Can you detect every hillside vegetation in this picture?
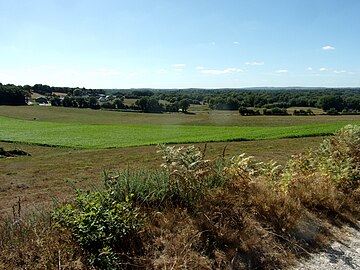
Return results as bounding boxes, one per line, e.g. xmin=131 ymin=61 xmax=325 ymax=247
xmin=1 ymin=125 xmax=359 ymax=269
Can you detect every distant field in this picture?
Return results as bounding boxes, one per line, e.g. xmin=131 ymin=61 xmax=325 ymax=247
xmin=1 ymin=105 xmax=360 ymax=127
xmin=0 ymin=115 xmax=358 ymax=148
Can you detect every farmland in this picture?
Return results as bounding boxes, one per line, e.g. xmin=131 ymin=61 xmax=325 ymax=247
xmin=1 ymin=116 xmax=359 ymax=148
xmin=1 ymin=105 xmax=359 ymax=213
xmin=1 ymin=105 xmax=359 ymax=269
xmin=0 ymin=106 xmax=359 ymax=148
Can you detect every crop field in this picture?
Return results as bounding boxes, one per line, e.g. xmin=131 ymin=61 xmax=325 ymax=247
xmin=1 ymin=115 xmax=358 ymax=148
xmin=0 ymin=106 xmax=359 ymax=149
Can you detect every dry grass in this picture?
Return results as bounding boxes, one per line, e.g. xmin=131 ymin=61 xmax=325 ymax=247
xmin=0 ymin=206 xmax=85 ymax=269
xmin=1 ymin=105 xmax=360 ymax=126
xmin=0 ymin=137 xmax=323 ymax=215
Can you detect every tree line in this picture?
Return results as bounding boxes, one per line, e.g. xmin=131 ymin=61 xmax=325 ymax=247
xmin=1 ymin=83 xmax=359 ymax=114
xmin=0 ymin=83 xmax=30 ymax=105
xmin=111 ymin=88 xmax=360 ymax=114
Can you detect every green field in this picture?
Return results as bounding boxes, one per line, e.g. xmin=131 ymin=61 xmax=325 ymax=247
xmin=1 ymin=115 xmax=359 ymax=148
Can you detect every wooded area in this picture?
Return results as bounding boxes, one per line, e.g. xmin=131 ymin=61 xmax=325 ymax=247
xmin=1 ymin=83 xmax=359 ymax=114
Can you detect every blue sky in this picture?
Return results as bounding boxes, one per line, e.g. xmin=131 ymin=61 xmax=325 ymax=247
xmin=1 ymin=0 xmax=360 ymax=88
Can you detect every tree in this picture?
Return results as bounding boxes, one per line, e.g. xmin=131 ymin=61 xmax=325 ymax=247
xmin=113 ymin=98 xmax=125 ymax=109
xmin=135 ymin=97 xmax=163 ymax=113
xmin=318 ymin=95 xmax=344 ymax=112
xmin=50 ymin=96 xmax=62 ymax=106
xmin=179 ymin=99 xmax=191 ymax=112
xmin=89 ymin=96 xmax=100 ymax=109
xmin=0 ymin=84 xmax=29 ymax=105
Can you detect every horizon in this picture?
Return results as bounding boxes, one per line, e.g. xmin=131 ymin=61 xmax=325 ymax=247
xmin=1 ymin=0 xmax=360 ymax=89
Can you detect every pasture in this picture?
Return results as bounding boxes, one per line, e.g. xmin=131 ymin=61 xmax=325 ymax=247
xmin=1 ymin=115 xmax=358 ymax=148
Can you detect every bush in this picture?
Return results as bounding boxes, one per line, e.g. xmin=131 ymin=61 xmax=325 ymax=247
xmin=158 ymin=145 xmax=218 ymax=207
xmin=53 ymin=186 xmax=142 ymax=269
xmin=263 ymin=107 xmax=289 ymax=115
xmin=326 ymin=108 xmax=339 ymax=115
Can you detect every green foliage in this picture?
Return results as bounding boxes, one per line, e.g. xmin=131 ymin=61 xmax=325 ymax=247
xmin=283 ymin=125 xmax=360 ymax=190
xmin=53 ymin=187 xmax=142 ymax=269
xmin=239 ymin=107 xmax=261 ymax=116
xmin=135 ymin=96 xmax=163 ymax=113
xmin=158 ymin=145 xmax=213 ymax=206
xmin=263 ymin=107 xmax=289 ymax=115
xmin=293 ymin=109 xmax=314 ymax=116
xmin=326 ymin=108 xmax=339 ymax=115
xmin=318 ymin=95 xmax=344 ymax=112
xmin=179 ymin=98 xmax=191 ymax=112
xmin=101 ymin=145 xmax=224 ymax=209
xmin=317 ymin=124 xmax=360 ymax=188
xmin=103 ymin=169 xmax=170 ymax=207
xmin=224 ymin=125 xmax=360 ymax=191
xmin=0 ymin=84 xmax=29 ymax=105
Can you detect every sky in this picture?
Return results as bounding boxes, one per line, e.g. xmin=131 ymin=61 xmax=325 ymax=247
xmin=1 ymin=0 xmax=360 ymax=89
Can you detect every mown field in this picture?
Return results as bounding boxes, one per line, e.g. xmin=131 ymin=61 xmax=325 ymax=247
xmin=1 ymin=115 xmax=358 ymax=148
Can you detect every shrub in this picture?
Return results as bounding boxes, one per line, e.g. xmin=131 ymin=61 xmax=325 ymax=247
xmin=326 ymin=108 xmax=339 ymax=115
xmin=317 ymin=124 xmax=360 ymax=188
xmin=53 ymin=187 xmax=142 ymax=269
xmin=263 ymin=107 xmax=289 ymax=115
xmin=158 ymin=145 xmax=214 ymax=207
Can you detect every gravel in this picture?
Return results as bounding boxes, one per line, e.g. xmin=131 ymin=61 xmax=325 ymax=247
xmin=293 ymin=222 xmax=360 ymax=270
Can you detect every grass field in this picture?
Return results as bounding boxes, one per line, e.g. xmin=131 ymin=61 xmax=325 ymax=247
xmin=0 ymin=137 xmax=324 ymax=214
xmin=1 ymin=105 xmax=359 ymax=214
xmin=1 ymin=115 xmax=358 ymax=148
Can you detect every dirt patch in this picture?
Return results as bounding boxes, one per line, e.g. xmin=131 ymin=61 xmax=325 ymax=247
xmin=0 ymin=147 xmax=31 ymax=158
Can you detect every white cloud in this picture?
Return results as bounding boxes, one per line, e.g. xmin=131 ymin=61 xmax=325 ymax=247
xmin=173 ymin=64 xmax=186 ymax=72
xmin=319 ymin=67 xmax=328 ymax=71
xmin=233 ymin=41 xmax=240 ymax=45
xmin=322 ymin=45 xmax=335 ymax=50
xmin=307 ymin=67 xmax=313 ymax=71
xmin=200 ymin=67 xmax=243 ymax=75
xmin=173 ymin=64 xmax=186 ymax=68
xmin=334 ymin=70 xmax=346 ymax=74
xmin=245 ymin=61 xmax=264 ymax=66
xmin=276 ymin=69 xmax=288 ymax=73
xmin=196 ymin=66 xmax=204 ymax=70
